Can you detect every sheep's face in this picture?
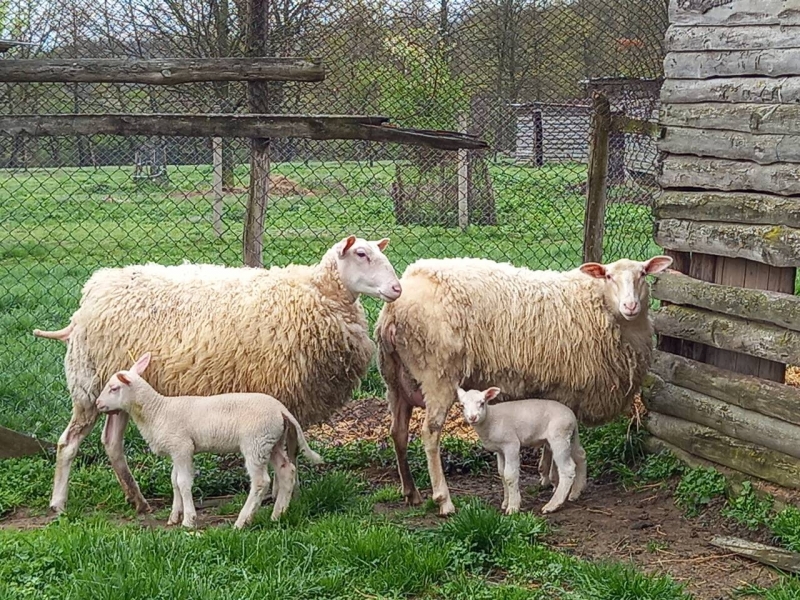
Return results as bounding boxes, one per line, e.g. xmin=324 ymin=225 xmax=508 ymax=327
xmin=335 ymin=235 xmax=402 ymax=302
xmin=96 ymin=352 xmax=152 ymax=415
xmin=579 ymin=255 xmax=673 ymax=321
xmin=457 ymin=387 xmax=501 ymax=426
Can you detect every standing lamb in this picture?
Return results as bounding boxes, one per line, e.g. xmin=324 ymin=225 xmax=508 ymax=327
xmin=35 ymin=235 xmax=402 ymax=515
xmin=95 ymin=352 xmax=322 ymax=528
xmin=375 ymin=254 xmax=672 ymax=515
xmin=457 ymin=386 xmax=586 ymax=515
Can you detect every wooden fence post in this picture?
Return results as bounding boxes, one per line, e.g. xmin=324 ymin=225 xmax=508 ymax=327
xmin=457 ymin=111 xmax=469 ymax=231
xmin=582 ymin=92 xmax=611 ymax=263
xmin=212 ymin=137 xmax=224 ymax=237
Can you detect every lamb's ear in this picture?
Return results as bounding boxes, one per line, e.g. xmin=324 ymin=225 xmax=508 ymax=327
xmin=456 ymin=387 xmax=466 ymax=402
xmin=376 ymin=238 xmax=390 ymax=251
xmin=483 ymin=387 xmax=502 ymax=401
xmin=117 ymin=372 xmax=131 ymax=385
xmin=643 ymin=255 xmax=673 ymax=275
xmin=579 ymin=262 xmax=606 ymax=278
xmin=339 ymin=235 xmax=357 ymax=257
xmin=131 ymin=352 xmax=151 ymax=375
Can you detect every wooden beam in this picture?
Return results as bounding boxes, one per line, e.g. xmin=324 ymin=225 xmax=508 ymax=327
xmin=0 ymin=114 xmax=488 ymax=150
xmin=669 ymin=0 xmax=800 ymax=27
xmin=583 ymin=92 xmax=610 ymax=264
xmin=610 ymin=114 xmax=663 ymax=138
xmin=666 ymin=25 xmax=800 ymax=52
xmin=643 ymin=373 xmax=800 ymax=459
xmin=661 ymin=103 xmax=800 ymax=136
xmin=660 ymin=126 xmax=800 ymax=165
xmin=652 ymin=271 xmax=800 ymax=332
xmin=655 ymin=218 xmax=800 ymax=268
xmin=661 ymin=77 xmax=800 ymax=104
xmin=665 ymin=49 xmax=800 ymax=79
xmin=653 ymin=304 xmax=800 ymax=364
xmin=645 ymin=412 xmax=800 ymax=489
xmin=0 ymin=426 xmax=53 ymax=459
xmin=0 ymin=57 xmax=325 ymax=84
xmin=709 ymin=537 xmax=800 ymax=574
xmin=660 ymin=155 xmax=800 ymax=196
xmin=655 ymin=190 xmax=800 ymax=228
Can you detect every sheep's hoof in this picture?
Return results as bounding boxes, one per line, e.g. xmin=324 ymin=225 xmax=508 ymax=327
xmin=182 ymin=517 xmax=197 ymax=529
xmin=49 ymin=503 xmax=65 ymax=516
xmin=404 ymin=489 xmax=423 ymax=507
xmin=504 ymin=505 xmax=520 ymax=516
xmin=135 ymin=500 xmax=152 ymax=515
xmin=568 ymin=491 xmax=582 ymax=502
xmin=541 ymin=503 xmax=561 ymax=514
xmin=167 ymin=513 xmax=182 ymax=526
xmin=437 ymin=499 xmax=456 ymax=517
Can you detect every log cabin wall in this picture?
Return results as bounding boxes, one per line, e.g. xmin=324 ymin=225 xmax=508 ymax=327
xmin=645 ymin=0 xmax=800 ymax=488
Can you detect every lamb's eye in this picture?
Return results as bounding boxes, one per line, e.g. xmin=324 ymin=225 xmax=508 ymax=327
xmin=605 ymin=273 xmax=613 ymax=281
xmin=355 ymin=249 xmax=367 ymax=258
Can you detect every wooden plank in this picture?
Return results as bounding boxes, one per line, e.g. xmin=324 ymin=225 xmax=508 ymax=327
xmin=686 ymin=253 xmax=719 ymax=364
xmin=656 ymin=250 xmax=691 ymax=357
xmin=670 ymin=0 xmax=800 ymax=27
xmin=0 ymin=114 xmax=488 ymax=150
xmin=742 ymin=260 xmax=785 ymax=379
xmin=653 ymin=304 xmax=800 ymax=364
xmin=655 ymin=190 xmax=800 ymax=228
xmin=643 ymin=373 xmax=800 ymax=458
xmin=583 ymin=93 xmax=611 ymax=263
xmin=655 ymin=218 xmax=800 ymax=268
xmin=665 ymin=49 xmax=800 ymax=79
xmin=645 ymin=412 xmax=800 ymax=489
xmin=659 ymin=126 xmax=800 ymax=165
xmin=708 ymin=257 xmax=751 ymax=374
xmin=610 ymin=115 xmax=664 ymax=138
xmin=652 ymin=271 xmax=800 ymax=332
xmin=710 ymin=537 xmax=800 ymax=574
xmin=661 ymin=77 xmax=800 ymax=104
xmin=666 ymin=25 xmax=800 ymax=52
xmin=0 ymin=426 xmax=53 ymax=459
xmin=0 ymin=57 xmax=325 ymax=84
xmin=660 ymin=156 xmax=800 ymax=197
xmin=662 ymin=103 xmax=800 ymax=136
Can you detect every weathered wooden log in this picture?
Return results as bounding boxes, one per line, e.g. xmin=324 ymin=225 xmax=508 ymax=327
xmin=662 ymin=103 xmax=800 ymax=136
xmin=645 ymin=412 xmax=800 ymax=489
xmin=651 ymin=271 xmax=800 ymax=332
xmin=709 ymin=537 xmax=800 ymax=574
xmin=654 ymin=218 xmax=800 ymax=268
xmin=610 ymin=115 xmax=663 ymax=138
xmin=659 ymin=156 xmax=800 ymax=196
xmin=669 ymin=0 xmax=800 ymax=27
xmin=651 ymin=350 xmax=800 ymax=426
xmin=655 ymin=190 xmax=800 ymax=228
xmin=659 ymin=126 xmax=800 ymax=165
xmin=0 ymin=57 xmax=325 ymax=84
xmin=583 ymin=93 xmax=611 ymax=264
xmin=0 ymin=426 xmax=53 ymax=459
xmin=643 ymin=373 xmax=800 ymax=459
xmin=661 ymin=77 xmax=800 ymax=104
xmin=665 ymin=49 xmax=800 ymax=79
xmin=0 ymin=114 xmax=488 ymax=150
xmin=666 ymin=25 xmax=800 ymax=52
xmin=653 ymin=304 xmax=800 ymax=364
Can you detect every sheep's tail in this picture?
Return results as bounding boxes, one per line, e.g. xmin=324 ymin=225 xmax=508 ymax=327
xmin=32 ymin=321 xmax=74 ymax=343
xmin=282 ymin=412 xmax=324 ymax=465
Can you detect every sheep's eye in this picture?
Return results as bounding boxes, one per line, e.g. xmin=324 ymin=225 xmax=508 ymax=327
xmin=355 ymin=249 xmax=367 ymax=258
xmin=605 ymin=273 xmax=613 ymax=281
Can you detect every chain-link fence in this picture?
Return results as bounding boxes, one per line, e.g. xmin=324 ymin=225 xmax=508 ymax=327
xmin=0 ymin=0 xmax=668 ymax=439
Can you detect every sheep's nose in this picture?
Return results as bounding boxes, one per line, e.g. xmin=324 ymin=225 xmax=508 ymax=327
xmin=392 ymin=283 xmax=402 ymax=295
xmin=624 ymin=301 xmax=639 ymax=312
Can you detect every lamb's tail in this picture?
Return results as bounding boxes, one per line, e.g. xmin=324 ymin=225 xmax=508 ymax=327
xmin=282 ymin=412 xmax=324 ymax=465
xmin=32 ymin=321 xmax=74 ymax=343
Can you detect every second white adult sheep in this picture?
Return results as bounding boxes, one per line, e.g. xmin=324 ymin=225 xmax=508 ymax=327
xmin=374 ymin=254 xmax=672 ymax=515
xmin=35 ymin=235 xmax=401 ymax=515
xmin=95 ymin=352 xmax=323 ymax=528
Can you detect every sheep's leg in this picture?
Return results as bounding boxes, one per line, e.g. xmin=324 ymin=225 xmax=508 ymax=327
xmin=569 ymin=434 xmax=587 ymax=501
xmin=538 ymin=445 xmax=553 ymax=488
xmin=542 ymin=438 xmax=576 ymax=514
xmin=497 ymin=452 xmax=509 ymax=511
xmin=420 ymin=386 xmax=456 ymax=516
xmin=50 ymin=404 xmax=99 ymax=513
xmin=502 ymin=444 xmax=522 ymax=515
xmin=390 ymin=395 xmax=422 ymax=506
xmin=235 ymin=453 xmax=270 ymax=529
xmin=101 ymin=411 xmax=150 ymax=514
xmin=167 ymin=463 xmax=183 ymax=526
xmin=269 ymin=445 xmax=296 ymax=521
xmin=173 ymin=452 xmax=197 ymax=529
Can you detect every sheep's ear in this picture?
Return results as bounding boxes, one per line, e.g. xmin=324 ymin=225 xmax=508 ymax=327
xmin=339 ymin=235 xmax=357 ymax=257
xmin=643 ymin=255 xmax=673 ymax=275
xmin=376 ymin=238 xmax=390 ymax=251
xmin=131 ymin=352 xmax=151 ymax=375
xmin=117 ymin=372 xmax=131 ymax=385
xmin=579 ymin=262 xmax=606 ymax=279
xmin=484 ymin=387 xmax=501 ymax=401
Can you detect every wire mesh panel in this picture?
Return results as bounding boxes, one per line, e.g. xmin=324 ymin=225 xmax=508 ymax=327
xmin=0 ymin=0 xmax=668 ymax=438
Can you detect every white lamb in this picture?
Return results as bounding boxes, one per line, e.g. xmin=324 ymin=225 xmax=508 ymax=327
xmin=34 ymin=235 xmax=401 ymax=515
xmin=95 ymin=352 xmax=323 ymax=528
xmin=457 ymin=387 xmax=586 ymax=515
xmin=375 ymin=254 xmax=673 ymax=515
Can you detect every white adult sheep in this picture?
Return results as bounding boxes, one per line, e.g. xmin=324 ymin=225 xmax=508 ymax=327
xmin=374 ymin=254 xmax=672 ymax=516
xmin=95 ymin=352 xmax=323 ymax=529
xmin=35 ymin=235 xmax=402 ymax=515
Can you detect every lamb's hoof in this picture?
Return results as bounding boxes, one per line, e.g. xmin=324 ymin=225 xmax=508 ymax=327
xmin=501 ymin=501 xmax=508 ymax=510
xmin=568 ymin=491 xmax=582 ymax=502
xmin=404 ymin=489 xmax=423 ymax=507
xmin=437 ymin=499 xmax=456 ymax=517
xmin=49 ymin=503 xmax=65 ymax=516
xmin=539 ymin=478 xmax=551 ymax=488
xmin=504 ymin=505 xmax=520 ymax=516
xmin=182 ymin=517 xmax=197 ymax=529
xmin=167 ymin=513 xmax=182 ymax=526
xmin=134 ymin=500 xmax=152 ymax=515
xmin=541 ymin=502 xmax=561 ymax=514
xmin=233 ymin=519 xmax=249 ymax=529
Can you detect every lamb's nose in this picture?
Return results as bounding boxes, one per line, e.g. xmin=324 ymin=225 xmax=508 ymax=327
xmin=392 ymin=284 xmax=402 ymax=295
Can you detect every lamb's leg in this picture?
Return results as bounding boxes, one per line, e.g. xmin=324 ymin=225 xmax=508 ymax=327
xmin=390 ymin=394 xmax=422 ymax=506
xmin=167 ymin=463 xmax=183 ymax=526
xmin=50 ymin=404 xmax=99 ymax=513
xmin=269 ymin=445 xmax=296 ymax=521
xmin=101 ymin=411 xmax=150 ymax=513
xmin=542 ymin=438 xmax=576 ymax=514
xmin=538 ymin=445 xmax=553 ymax=488
xmin=497 ymin=452 xmax=509 ymax=511
xmin=502 ymin=444 xmax=522 ymax=515
xmin=420 ymin=383 xmax=456 ymax=516
xmin=569 ymin=433 xmax=587 ymax=501
xmin=235 ymin=453 xmax=270 ymax=529
xmin=173 ymin=452 xmax=197 ymax=529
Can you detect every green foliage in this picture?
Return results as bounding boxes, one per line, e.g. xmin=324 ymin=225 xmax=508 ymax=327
xmin=674 ymin=467 xmax=727 ymax=517
xmin=636 ymin=451 xmax=685 ymax=484
xmin=721 ymin=482 xmax=774 ymax=531
xmin=580 ymin=418 xmax=646 ymax=482
xmin=568 ymin=560 xmax=692 ymax=600
xmin=770 ymin=506 xmax=800 ymax=553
